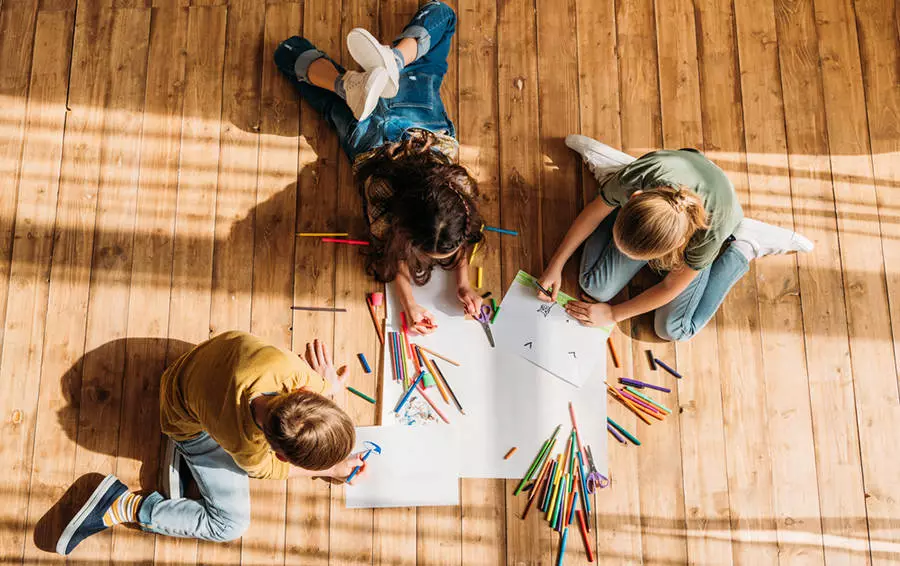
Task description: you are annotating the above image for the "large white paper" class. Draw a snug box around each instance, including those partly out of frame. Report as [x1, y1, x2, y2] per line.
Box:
[345, 425, 460, 508]
[380, 270, 610, 479]
[493, 271, 611, 386]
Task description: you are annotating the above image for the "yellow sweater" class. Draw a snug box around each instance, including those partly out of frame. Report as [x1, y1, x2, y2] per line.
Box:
[160, 331, 328, 479]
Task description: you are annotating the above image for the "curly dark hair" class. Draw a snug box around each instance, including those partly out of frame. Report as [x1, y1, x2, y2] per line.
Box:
[356, 131, 484, 285]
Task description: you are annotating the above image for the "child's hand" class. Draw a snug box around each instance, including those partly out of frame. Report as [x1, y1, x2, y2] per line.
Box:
[456, 284, 484, 317]
[331, 453, 366, 483]
[536, 268, 562, 302]
[565, 300, 616, 327]
[406, 303, 438, 335]
[305, 339, 347, 394]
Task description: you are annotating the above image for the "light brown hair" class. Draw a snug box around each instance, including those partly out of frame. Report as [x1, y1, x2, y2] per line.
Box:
[613, 186, 709, 271]
[262, 389, 355, 471]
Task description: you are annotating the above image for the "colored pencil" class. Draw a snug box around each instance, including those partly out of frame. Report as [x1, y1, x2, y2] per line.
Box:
[514, 434, 555, 495]
[296, 232, 349, 237]
[618, 389, 665, 420]
[567, 488, 578, 526]
[418, 347, 449, 403]
[576, 451, 591, 514]
[575, 510, 594, 562]
[394, 371, 425, 413]
[504, 447, 518, 460]
[619, 377, 671, 393]
[357, 353, 372, 373]
[523, 458, 552, 520]
[654, 358, 683, 379]
[388, 333, 400, 383]
[606, 385, 652, 425]
[490, 306, 500, 323]
[568, 402, 585, 456]
[556, 528, 569, 566]
[607, 338, 620, 368]
[291, 306, 346, 312]
[490, 297, 497, 312]
[607, 423, 626, 444]
[607, 417, 641, 446]
[415, 345, 460, 367]
[625, 386, 673, 414]
[484, 226, 519, 236]
[417, 386, 450, 423]
[534, 280, 554, 299]
[321, 237, 369, 245]
[551, 473, 566, 527]
[365, 295, 384, 344]
[346, 386, 376, 404]
[481, 291, 492, 299]
[476, 266, 483, 288]
[646, 349, 657, 370]
[431, 359, 464, 414]
[541, 459, 559, 511]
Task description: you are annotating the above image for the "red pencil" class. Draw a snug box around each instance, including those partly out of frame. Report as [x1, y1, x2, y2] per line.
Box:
[321, 237, 369, 245]
[575, 509, 595, 562]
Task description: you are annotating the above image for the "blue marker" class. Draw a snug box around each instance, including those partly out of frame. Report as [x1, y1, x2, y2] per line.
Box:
[357, 353, 371, 373]
[484, 226, 519, 236]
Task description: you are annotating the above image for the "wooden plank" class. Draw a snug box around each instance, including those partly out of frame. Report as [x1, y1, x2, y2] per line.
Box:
[434, 0, 458, 126]
[208, 0, 264, 337]
[329, 0, 379, 564]
[0, 1, 38, 380]
[284, 0, 340, 563]
[496, 0, 544, 563]
[155, 3, 227, 560]
[813, 0, 900, 561]
[654, 1, 738, 565]
[456, 0, 506, 564]
[0, 8, 72, 562]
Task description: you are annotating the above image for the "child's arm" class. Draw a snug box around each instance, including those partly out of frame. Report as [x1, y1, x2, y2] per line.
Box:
[538, 197, 615, 301]
[396, 261, 438, 334]
[565, 267, 699, 326]
[454, 253, 483, 316]
[287, 453, 366, 482]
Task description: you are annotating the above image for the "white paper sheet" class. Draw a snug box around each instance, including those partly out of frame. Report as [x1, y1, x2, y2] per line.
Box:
[345, 425, 460, 509]
[493, 271, 611, 386]
[380, 270, 610, 479]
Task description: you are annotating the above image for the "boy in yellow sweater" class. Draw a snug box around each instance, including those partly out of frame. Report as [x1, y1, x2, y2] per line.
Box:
[56, 331, 362, 555]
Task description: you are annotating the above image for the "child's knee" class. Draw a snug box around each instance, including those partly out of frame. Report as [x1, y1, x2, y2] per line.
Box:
[273, 36, 314, 71]
[206, 513, 250, 543]
[578, 273, 619, 304]
[654, 312, 695, 342]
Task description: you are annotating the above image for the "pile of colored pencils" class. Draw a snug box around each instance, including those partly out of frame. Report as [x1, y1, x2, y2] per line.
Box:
[604, 377, 674, 446]
[388, 333, 464, 423]
[514, 407, 598, 563]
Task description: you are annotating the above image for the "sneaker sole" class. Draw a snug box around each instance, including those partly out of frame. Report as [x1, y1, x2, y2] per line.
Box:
[359, 71, 389, 121]
[56, 474, 118, 555]
[565, 134, 635, 165]
[161, 439, 182, 500]
[347, 28, 399, 98]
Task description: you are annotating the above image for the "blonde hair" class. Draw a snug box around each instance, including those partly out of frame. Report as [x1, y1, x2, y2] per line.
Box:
[613, 186, 709, 271]
[262, 389, 355, 471]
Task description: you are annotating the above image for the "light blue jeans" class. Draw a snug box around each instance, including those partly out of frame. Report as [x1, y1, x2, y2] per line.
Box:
[580, 209, 749, 341]
[138, 432, 251, 542]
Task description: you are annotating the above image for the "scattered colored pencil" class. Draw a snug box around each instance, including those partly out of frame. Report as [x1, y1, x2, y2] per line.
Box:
[476, 266, 483, 288]
[607, 423, 626, 444]
[568, 402, 585, 456]
[606, 385, 652, 425]
[504, 447, 518, 460]
[321, 237, 369, 245]
[619, 377, 671, 393]
[484, 226, 519, 236]
[394, 371, 425, 413]
[607, 338, 620, 368]
[417, 386, 450, 424]
[624, 386, 672, 414]
[575, 510, 594, 562]
[646, 349, 657, 370]
[618, 389, 665, 420]
[418, 347, 449, 403]
[481, 291, 492, 298]
[556, 527, 569, 566]
[515, 425, 560, 495]
[431, 359, 464, 414]
[291, 306, 346, 312]
[365, 295, 384, 344]
[523, 458, 552, 519]
[415, 345, 460, 367]
[357, 353, 371, 373]
[490, 306, 500, 323]
[607, 417, 641, 445]
[346, 386, 375, 404]
[296, 232, 348, 237]
[654, 358, 683, 379]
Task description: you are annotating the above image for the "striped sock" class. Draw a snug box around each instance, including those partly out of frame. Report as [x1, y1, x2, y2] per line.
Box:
[102, 492, 143, 527]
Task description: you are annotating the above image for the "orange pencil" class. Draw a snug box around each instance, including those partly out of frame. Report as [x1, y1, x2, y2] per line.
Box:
[365, 295, 384, 344]
[418, 346, 450, 402]
[607, 338, 620, 368]
[504, 447, 518, 460]
[522, 457, 552, 520]
[606, 385, 652, 425]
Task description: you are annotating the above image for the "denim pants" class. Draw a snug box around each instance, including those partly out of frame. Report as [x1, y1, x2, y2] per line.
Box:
[274, 1, 457, 160]
[580, 209, 750, 341]
[137, 432, 251, 542]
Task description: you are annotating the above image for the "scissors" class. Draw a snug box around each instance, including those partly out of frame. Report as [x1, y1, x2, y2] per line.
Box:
[474, 304, 495, 348]
[584, 445, 610, 492]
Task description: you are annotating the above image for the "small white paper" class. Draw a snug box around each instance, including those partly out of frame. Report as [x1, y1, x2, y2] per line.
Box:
[345, 425, 460, 509]
[493, 271, 611, 386]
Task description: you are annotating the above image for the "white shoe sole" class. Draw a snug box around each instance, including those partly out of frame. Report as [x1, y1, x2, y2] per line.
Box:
[347, 28, 399, 98]
[161, 439, 182, 500]
[358, 70, 389, 121]
[56, 474, 118, 555]
[565, 134, 635, 166]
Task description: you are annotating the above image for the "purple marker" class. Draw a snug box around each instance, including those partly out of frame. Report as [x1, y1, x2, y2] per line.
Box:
[607, 423, 626, 444]
[619, 377, 671, 393]
[654, 358, 683, 379]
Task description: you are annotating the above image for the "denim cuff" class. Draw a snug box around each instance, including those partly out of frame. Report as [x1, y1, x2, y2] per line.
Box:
[137, 491, 164, 531]
[395, 25, 431, 60]
[294, 48, 329, 83]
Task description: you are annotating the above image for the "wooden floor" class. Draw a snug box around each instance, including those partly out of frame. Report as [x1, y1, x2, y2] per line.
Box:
[1, 0, 899, 564]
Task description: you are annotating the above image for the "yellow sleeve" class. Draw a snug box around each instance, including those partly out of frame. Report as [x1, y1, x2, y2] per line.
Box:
[235, 450, 291, 480]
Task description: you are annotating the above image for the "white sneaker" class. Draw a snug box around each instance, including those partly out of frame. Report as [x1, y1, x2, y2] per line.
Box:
[347, 28, 399, 98]
[342, 68, 389, 121]
[565, 134, 636, 184]
[732, 218, 814, 259]
[161, 438, 182, 500]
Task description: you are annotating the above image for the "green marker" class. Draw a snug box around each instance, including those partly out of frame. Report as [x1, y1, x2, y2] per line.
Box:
[346, 386, 376, 405]
[624, 386, 671, 414]
[607, 417, 641, 446]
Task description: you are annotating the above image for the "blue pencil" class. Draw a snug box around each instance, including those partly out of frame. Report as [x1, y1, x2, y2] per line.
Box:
[394, 371, 426, 413]
[654, 358, 683, 379]
[556, 527, 569, 566]
[484, 226, 518, 236]
[357, 353, 371, 373]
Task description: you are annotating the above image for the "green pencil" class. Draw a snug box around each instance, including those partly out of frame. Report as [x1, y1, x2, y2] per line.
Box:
[624, 386, 672, 414]
[346, 386, 376, 404]
[607, 417, 641, 446]
[490, 306, 500, 324]
[514, 424, 561, 495]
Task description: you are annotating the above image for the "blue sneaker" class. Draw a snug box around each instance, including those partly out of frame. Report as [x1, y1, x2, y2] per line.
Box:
[55, 474, 128, 555]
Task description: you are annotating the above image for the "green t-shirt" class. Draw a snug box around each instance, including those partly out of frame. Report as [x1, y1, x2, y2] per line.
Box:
[599, 149, 743, 270]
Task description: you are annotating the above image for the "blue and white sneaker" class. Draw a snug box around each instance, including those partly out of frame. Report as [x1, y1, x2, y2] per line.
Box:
[55, 474, 128, 555]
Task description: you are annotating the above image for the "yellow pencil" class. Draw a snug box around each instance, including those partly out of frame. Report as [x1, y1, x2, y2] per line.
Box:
[296, 232, 349, 237]
[476, 266, 483, 289]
